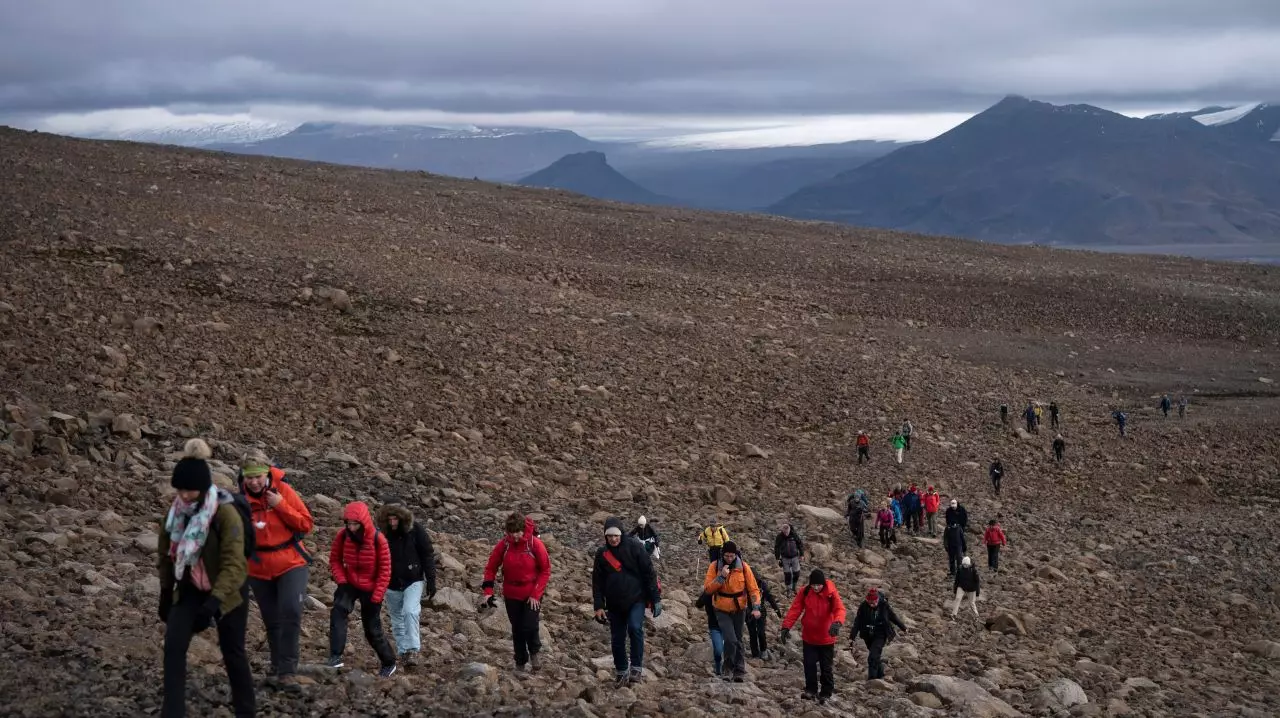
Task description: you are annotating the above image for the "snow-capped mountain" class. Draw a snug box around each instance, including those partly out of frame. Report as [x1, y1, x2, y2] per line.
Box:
[84, 120, 297, 147]
[1191, 102, 1264, 127]
[1192, 102, 1280, 141]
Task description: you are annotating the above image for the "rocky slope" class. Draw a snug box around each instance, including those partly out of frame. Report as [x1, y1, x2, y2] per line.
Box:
[1, 126, 1279, 717]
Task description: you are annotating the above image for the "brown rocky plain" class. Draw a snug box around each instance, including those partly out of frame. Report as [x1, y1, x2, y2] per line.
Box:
[1, 126, 1279, 717]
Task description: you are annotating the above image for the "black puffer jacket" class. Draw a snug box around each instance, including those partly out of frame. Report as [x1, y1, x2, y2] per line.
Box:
[592, 517, 660, 611]
[376, 504, 437, 593]
[850, 598, 907, 642]
[944, 523, 967, 555]
[954, 565, 980, 594]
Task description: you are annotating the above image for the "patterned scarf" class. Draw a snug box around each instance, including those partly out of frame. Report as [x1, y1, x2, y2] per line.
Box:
[165, 487, 228, 586]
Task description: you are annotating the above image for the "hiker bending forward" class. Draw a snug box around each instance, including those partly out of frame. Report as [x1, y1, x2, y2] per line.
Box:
[702, 541, 761, 682]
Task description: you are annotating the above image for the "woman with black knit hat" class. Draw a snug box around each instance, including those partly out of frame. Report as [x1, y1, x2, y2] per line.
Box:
[157, 439, 255, 718]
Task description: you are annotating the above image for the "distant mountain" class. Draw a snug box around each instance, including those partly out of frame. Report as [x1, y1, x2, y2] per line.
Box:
[209, 122, 606, 180]
[81, 120, 297, 147]
[1191, 103, 1280, 143]
[517, 151, 672, 206]
[770, 95, 1280, 246]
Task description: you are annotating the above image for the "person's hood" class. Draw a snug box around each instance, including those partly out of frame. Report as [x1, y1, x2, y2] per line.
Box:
[342, 501, 375, 537]
[376, 503, 414, 533]
[604, 516, 625, 535]
[513, 516, 538, 544]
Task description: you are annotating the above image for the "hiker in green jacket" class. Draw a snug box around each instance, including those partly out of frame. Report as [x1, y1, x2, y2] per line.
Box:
[891, 433, 907, 464]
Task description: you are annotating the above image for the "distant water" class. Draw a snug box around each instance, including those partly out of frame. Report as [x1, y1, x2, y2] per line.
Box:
[1046, 243, 1280, 265]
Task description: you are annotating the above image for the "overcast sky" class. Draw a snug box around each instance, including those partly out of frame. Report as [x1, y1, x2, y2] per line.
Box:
[3, 0, 1279, 144]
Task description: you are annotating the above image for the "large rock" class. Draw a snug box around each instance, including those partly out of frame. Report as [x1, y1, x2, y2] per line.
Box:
[986, 611, 1027, 636]
[1035, 565, 1067, 582]
[1033, 678, 1089, 709]
[1243, 640, 1280, 659]
[908, 675, 1021, 717]
[796, 504, 843, 522]
[430, 586, 478, 614]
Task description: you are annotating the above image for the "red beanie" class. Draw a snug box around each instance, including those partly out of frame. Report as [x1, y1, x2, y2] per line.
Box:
[866, 587, 879, 603]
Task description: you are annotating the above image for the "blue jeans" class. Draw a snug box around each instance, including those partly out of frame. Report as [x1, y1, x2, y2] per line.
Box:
[384, 581, 423, 654]
[710, 628, 724, 674]
[608, 602, 646, 674]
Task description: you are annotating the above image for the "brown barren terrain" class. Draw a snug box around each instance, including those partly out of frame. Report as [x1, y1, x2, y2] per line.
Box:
[2, 127, 1279, 717]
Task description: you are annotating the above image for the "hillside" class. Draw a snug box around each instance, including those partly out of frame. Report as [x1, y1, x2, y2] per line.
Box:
[518, 151, 672, 206]
[2, 127, 1280, 717]
[770, 96, 1280, 247]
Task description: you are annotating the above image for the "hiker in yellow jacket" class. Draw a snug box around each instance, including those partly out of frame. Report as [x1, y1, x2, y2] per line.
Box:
[697, 517, 730, 562]
[702, 541, 761, 682]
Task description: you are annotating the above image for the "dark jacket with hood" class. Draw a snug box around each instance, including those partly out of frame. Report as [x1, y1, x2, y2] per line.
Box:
[945, 504, 969, 529]
[850, 596, 907, 643]
[593, 517, 661, 611]
[954, 565, 981, 594]
[629, 523, 659, 544]
[944, 523, 967, 555]
[376, 503, 437, 593]
[774, 528, 804, 560]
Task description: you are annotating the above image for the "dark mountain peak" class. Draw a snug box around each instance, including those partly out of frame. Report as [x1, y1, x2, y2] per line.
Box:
[519, 152, 670, 206]
[544, 150, 609, 168]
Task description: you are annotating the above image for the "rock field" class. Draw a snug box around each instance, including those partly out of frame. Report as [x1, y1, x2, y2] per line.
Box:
[1, 126, 1279, 717]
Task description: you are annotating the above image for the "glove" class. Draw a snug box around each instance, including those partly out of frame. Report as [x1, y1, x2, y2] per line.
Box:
[828, 621, 843, 638]
[192, 596, 221, 632]
[780, 628, 790, 643]
[425, 587, 437, 603]
[651, 601, 663, 619]
[479, 595, 497, 611]
[775, 608, 783, 619]
[158, 587, 173, 624]
[899, 626, 908, 635]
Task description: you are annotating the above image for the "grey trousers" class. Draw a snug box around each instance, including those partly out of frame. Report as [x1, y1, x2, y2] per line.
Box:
[714, 610, 748, 677]
[249, 566, 309, 677]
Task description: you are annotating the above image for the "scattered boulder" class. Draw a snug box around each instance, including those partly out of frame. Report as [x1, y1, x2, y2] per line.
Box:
[1033, 678, 1089, 710]
[908, 675, 1021, 717]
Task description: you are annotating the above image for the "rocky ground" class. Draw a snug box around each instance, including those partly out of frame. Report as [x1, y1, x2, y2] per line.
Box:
[1, 126, 1279, 717]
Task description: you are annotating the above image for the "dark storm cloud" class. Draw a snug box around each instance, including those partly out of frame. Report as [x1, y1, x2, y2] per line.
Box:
[2, 0, 1279, 116]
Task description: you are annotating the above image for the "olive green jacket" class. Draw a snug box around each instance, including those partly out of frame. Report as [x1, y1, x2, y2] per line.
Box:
[157, 503, 247, 614]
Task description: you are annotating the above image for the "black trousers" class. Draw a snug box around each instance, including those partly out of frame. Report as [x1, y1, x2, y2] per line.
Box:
[863, 636, 886, 679]
[707, 546, 722, 563]
[163, 586, 255, 718]
[249, 566, 308, 677]
[1053, 446, 1064, 462]
[988, 545, 1000, 571]
[329, 586, 396, 668]
[849, 519, 864, 548]
[857, 446, 870, 463]
[803, 643, 835, 696]
[746, 613, 768, 656]
[505, 598, 543, 666]
[992, 475, 1002, 494]
[879, 526, 892, 548]
[948, 551, 962, 575]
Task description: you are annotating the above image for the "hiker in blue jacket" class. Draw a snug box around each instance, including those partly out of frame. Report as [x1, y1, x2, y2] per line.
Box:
[900, 486, 922, 535]
[889, 491, 904, 528]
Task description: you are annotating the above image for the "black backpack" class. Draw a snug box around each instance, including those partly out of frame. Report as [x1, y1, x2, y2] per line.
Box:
[212, 492, 258, 560]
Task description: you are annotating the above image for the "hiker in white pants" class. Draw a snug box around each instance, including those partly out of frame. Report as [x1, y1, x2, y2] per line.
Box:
[951, 556, 980, 618]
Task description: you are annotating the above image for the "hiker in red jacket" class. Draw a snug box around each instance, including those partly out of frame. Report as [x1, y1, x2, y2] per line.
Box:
[855, 430, 871, 464]
[327, 501, 396, 676]
[922, 486, 941, 537]
[480, 512, 552, 672]
[983, 518, 1008, 573]
[780, 570, 846, 705]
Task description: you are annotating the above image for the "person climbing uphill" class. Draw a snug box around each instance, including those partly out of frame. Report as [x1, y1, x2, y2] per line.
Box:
[856, 430, 871, 463]
[774, 522, 805, 596]
[1052, 434, 1066, 463]
[875, 502, 896, 549]
[1049, 401, 1061, 429]
[238, 449, 313, 693]
[901, 484, 922, 534]
[999, 403, 1009, 426]
[695, 591, 725, 676]
[697, 517, 730, 563]
[702, 541, 762, 682]
[1025, 402, 1037, 433]
[845, 491, 867, 548]
[944, 520, 967, 576]
[158, 439, 254, 718]
[480, 512, 552, 673]
[377, 496, 437, 667]
[1178, 395, 1188, 418]
[1113, 409, 1128, 437]
[951, 556, 981, 619]
[629, 515, 660, 560]
[983, 517, 1007, 573]
[900, 419, 914, 450]
[328, 501, 396, 677]
[849, 587, 907, 681]
[989, 456, 1005, 496]
[891, 432, 907, 464]
[780, 569, 846, 705]
[593, 517, 661, 685]
[747, 572, 782, 661]
[923, 486, 941, 537]
[1160, 393, 1172, 418]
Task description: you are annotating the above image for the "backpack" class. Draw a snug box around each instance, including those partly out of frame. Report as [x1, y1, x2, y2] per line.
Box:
[212, 491, 258, 560]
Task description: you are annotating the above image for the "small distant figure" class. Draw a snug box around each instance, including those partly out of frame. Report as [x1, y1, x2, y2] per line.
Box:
[900, 419, 914, 451]
[889, 491, 904, 528]
[944, 498, 968, 530]
[1034, 404, 1044, 431]
[951, 556, 980, 619]
[944, 521, 966, 576]
[1160, 394, 1172, 419]
[1052, 434, 1066, 463]
[923, 486, 941, 537]
[891, 433, 907, 464]
[630, 515, 660, 560]
[901, 484, 922, 534]
[856, 430, 871, 464]
[983, 518, 1007, 573]
[698, 517, 730, 563]
[875, 503, 896, 549]
[1178, 396, 1188, 419]
[1113, 409, 1128, 437]
[1049, 401, 1060, 430]
[774, 522, 805, 596]
[988, 457, 1004, 496]
[999, 403, 1009, 426]
[1024, 403, 1037, 433]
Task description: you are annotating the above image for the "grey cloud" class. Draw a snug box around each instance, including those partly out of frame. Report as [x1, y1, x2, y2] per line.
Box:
[2, 0, 1279, 117]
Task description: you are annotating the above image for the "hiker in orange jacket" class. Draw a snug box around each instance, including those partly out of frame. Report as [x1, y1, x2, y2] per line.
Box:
[983, 518, 1008, 573]
[922, 486, 941, 537]
[702, 541, 761, 682]
[780, 570, 846, 704]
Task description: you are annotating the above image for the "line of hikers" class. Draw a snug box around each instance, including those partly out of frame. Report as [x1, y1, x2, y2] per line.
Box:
[852, 419, 914, 465]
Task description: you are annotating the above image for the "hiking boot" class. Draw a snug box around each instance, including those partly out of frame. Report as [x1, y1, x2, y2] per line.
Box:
[801, 691, 817, 701]
[529, 653, 543, 672]
[732, 673, 746, 683]
[760, 650, 773, 662]
[628, 666, 644, 683]
[614, 672, 629, 687]
[326, 655, 344, 669]
[276, 675, 303, 694]
[401, 650, 419, 668]
[515, 662, 529, 674]
[378, 664, 397, 679]
[817, 695, 829, 705]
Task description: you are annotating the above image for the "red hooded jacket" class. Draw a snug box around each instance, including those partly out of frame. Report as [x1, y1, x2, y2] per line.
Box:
[983, 525, 1007, 547]
[782, 580, 847, 646]
[330, 502, 392, 603]
[923, 491, 941, 514]
[482, 517, 551, 602]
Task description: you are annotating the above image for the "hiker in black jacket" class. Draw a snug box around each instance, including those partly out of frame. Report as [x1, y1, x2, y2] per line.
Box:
[747, 574, 782, 660]
[944, 522, 967, 576]
[629, 516, 660, 559]
[944, 499, 968, 530]
[593, 517, 662, 685]
[377, 499, 437, 667]
[774, 522, 804, 596]
[988, 458, 1004, 496]
[951, 556, 980, 618]
[849, 587, 907, 680]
